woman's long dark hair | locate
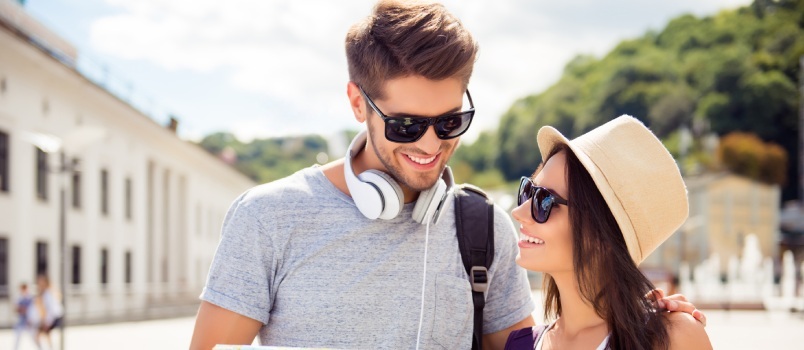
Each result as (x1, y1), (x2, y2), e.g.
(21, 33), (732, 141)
(542, 143), (670, 350)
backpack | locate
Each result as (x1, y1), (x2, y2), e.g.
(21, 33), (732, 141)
(453, 184), (495, 350)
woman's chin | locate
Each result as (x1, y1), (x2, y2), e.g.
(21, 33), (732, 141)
(515, 254), (545, 272)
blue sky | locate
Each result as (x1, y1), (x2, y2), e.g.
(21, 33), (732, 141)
(21, 0), (752, 144)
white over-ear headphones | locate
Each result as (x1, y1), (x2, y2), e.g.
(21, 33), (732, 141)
(344, 130), (453, 225)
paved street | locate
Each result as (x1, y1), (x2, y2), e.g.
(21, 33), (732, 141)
(1, 316), (197, 350)
(3, 308), (803, 349)
(700, 309), (804, 349)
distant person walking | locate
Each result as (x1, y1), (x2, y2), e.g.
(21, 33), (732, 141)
(13, 283), (34, 350)
(30, 274), (64, 350)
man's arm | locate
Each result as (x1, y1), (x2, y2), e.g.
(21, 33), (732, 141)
(190, 301), (263, 350)
(482, 315), (536, 350)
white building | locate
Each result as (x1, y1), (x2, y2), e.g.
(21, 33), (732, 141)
(0, 1), (255, 327)
(641, 173), (781, 283)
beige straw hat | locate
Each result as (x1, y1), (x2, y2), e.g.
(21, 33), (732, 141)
(536, 115), (689, 265)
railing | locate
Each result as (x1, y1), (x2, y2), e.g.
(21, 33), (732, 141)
(0, 0), (176, 132)
(75, 54), (174, 129)
(0, 283), (203, 328)
(62, 283), (200, 326)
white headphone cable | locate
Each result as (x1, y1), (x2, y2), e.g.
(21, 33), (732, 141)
(415, 219), (431, 350)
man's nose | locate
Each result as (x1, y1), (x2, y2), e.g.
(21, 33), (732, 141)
(415, 123), (442, 154)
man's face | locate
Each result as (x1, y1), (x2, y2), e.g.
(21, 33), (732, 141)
(362, 76), (466, 192)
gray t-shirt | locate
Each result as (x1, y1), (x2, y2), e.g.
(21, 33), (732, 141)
(201, 166), (534, 349)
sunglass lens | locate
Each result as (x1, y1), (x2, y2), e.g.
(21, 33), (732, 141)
(434, 112), (473, 139)
(518, 178), (531, 206)
(385, 118), (427, 143)
(534, 188), (555, 223)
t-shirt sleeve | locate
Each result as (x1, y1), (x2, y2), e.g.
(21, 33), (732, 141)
(200, 189), (276, 325)
(482, 204), (535, 334)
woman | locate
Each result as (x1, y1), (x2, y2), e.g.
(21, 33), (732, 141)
(506, 116), (712, 349)
(31, 274), (64, 350)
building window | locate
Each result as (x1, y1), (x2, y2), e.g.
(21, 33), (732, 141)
(0, 131), (8, 193)
(36, 241), (48, 276)
(124, 251), (132, 284)
(71, 158), (81, 208)
(100, 248), (108, 285)
(71, 245), (81, 285)
(100, 169), (108, 215)
(36, 147), (48, 200)
(125, 177), (132, 220)
(0, 237), (8, 298)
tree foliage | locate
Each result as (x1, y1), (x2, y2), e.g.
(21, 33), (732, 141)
(718, 132), (788, 185)
(488, 0), (802, 199)
(449, 131), (508, 186)
(197, 132), (330, 184)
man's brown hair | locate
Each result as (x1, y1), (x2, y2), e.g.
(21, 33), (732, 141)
(345, 0), (478, 99)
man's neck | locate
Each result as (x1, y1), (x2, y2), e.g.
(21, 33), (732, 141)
(322, 157), (420, 204)
(398, 180), (419, 204)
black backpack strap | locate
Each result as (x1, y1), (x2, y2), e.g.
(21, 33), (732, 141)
(454, 184), (495, 350)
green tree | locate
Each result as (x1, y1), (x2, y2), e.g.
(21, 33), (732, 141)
(488, 0), (801, 200)
(196, 133), (329, 184)
(717, 132), (788, 186)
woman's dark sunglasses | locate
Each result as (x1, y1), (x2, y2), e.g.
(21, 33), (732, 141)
(358, 85), (475, 143)
(518, 177), (569, 223)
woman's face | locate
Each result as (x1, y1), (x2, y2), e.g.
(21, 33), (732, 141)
(512, 150), (573, 274)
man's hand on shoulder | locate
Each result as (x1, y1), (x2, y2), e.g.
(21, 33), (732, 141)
(647, 288), (706, 327)
(666, 310), (713, 350)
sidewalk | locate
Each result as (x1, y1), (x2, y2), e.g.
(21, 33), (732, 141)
(1, 317), (196, 350)
(704, 309), (804, 349)
(2, 309), (803, 349)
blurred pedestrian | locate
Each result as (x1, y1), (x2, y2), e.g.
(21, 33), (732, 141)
(32, 274), (64, 350)
(13, 283), (34, 350)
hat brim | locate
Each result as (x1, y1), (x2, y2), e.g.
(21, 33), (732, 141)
(536, 126), (570, 164)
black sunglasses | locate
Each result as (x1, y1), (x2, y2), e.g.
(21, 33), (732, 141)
(358, 85), (475, 143)
(518, 177), (569, 223)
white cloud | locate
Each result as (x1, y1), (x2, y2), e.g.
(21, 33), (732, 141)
(91, 0), (372, 141)
(89, 0), (752, 142)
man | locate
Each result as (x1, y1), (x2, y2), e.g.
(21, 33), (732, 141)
(13, 283), (33, 350)
(190, 1), (702, 349)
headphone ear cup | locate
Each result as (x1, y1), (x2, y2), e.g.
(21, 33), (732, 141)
(346, 171), (384, 220)
(412, 178), (447, 224)
(360, 169), (404, 220)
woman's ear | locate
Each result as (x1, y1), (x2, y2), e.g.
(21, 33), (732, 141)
(346, 82), (367, 123)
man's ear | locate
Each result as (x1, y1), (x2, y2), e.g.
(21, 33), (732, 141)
(346, 82), (367, 123)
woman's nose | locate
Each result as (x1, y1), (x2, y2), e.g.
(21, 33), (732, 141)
(511, 199), (533, 224)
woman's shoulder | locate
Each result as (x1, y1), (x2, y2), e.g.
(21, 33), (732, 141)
(664, 311), (713, 350)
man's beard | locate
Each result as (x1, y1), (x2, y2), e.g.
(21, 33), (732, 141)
(367, 129), (450, 192)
